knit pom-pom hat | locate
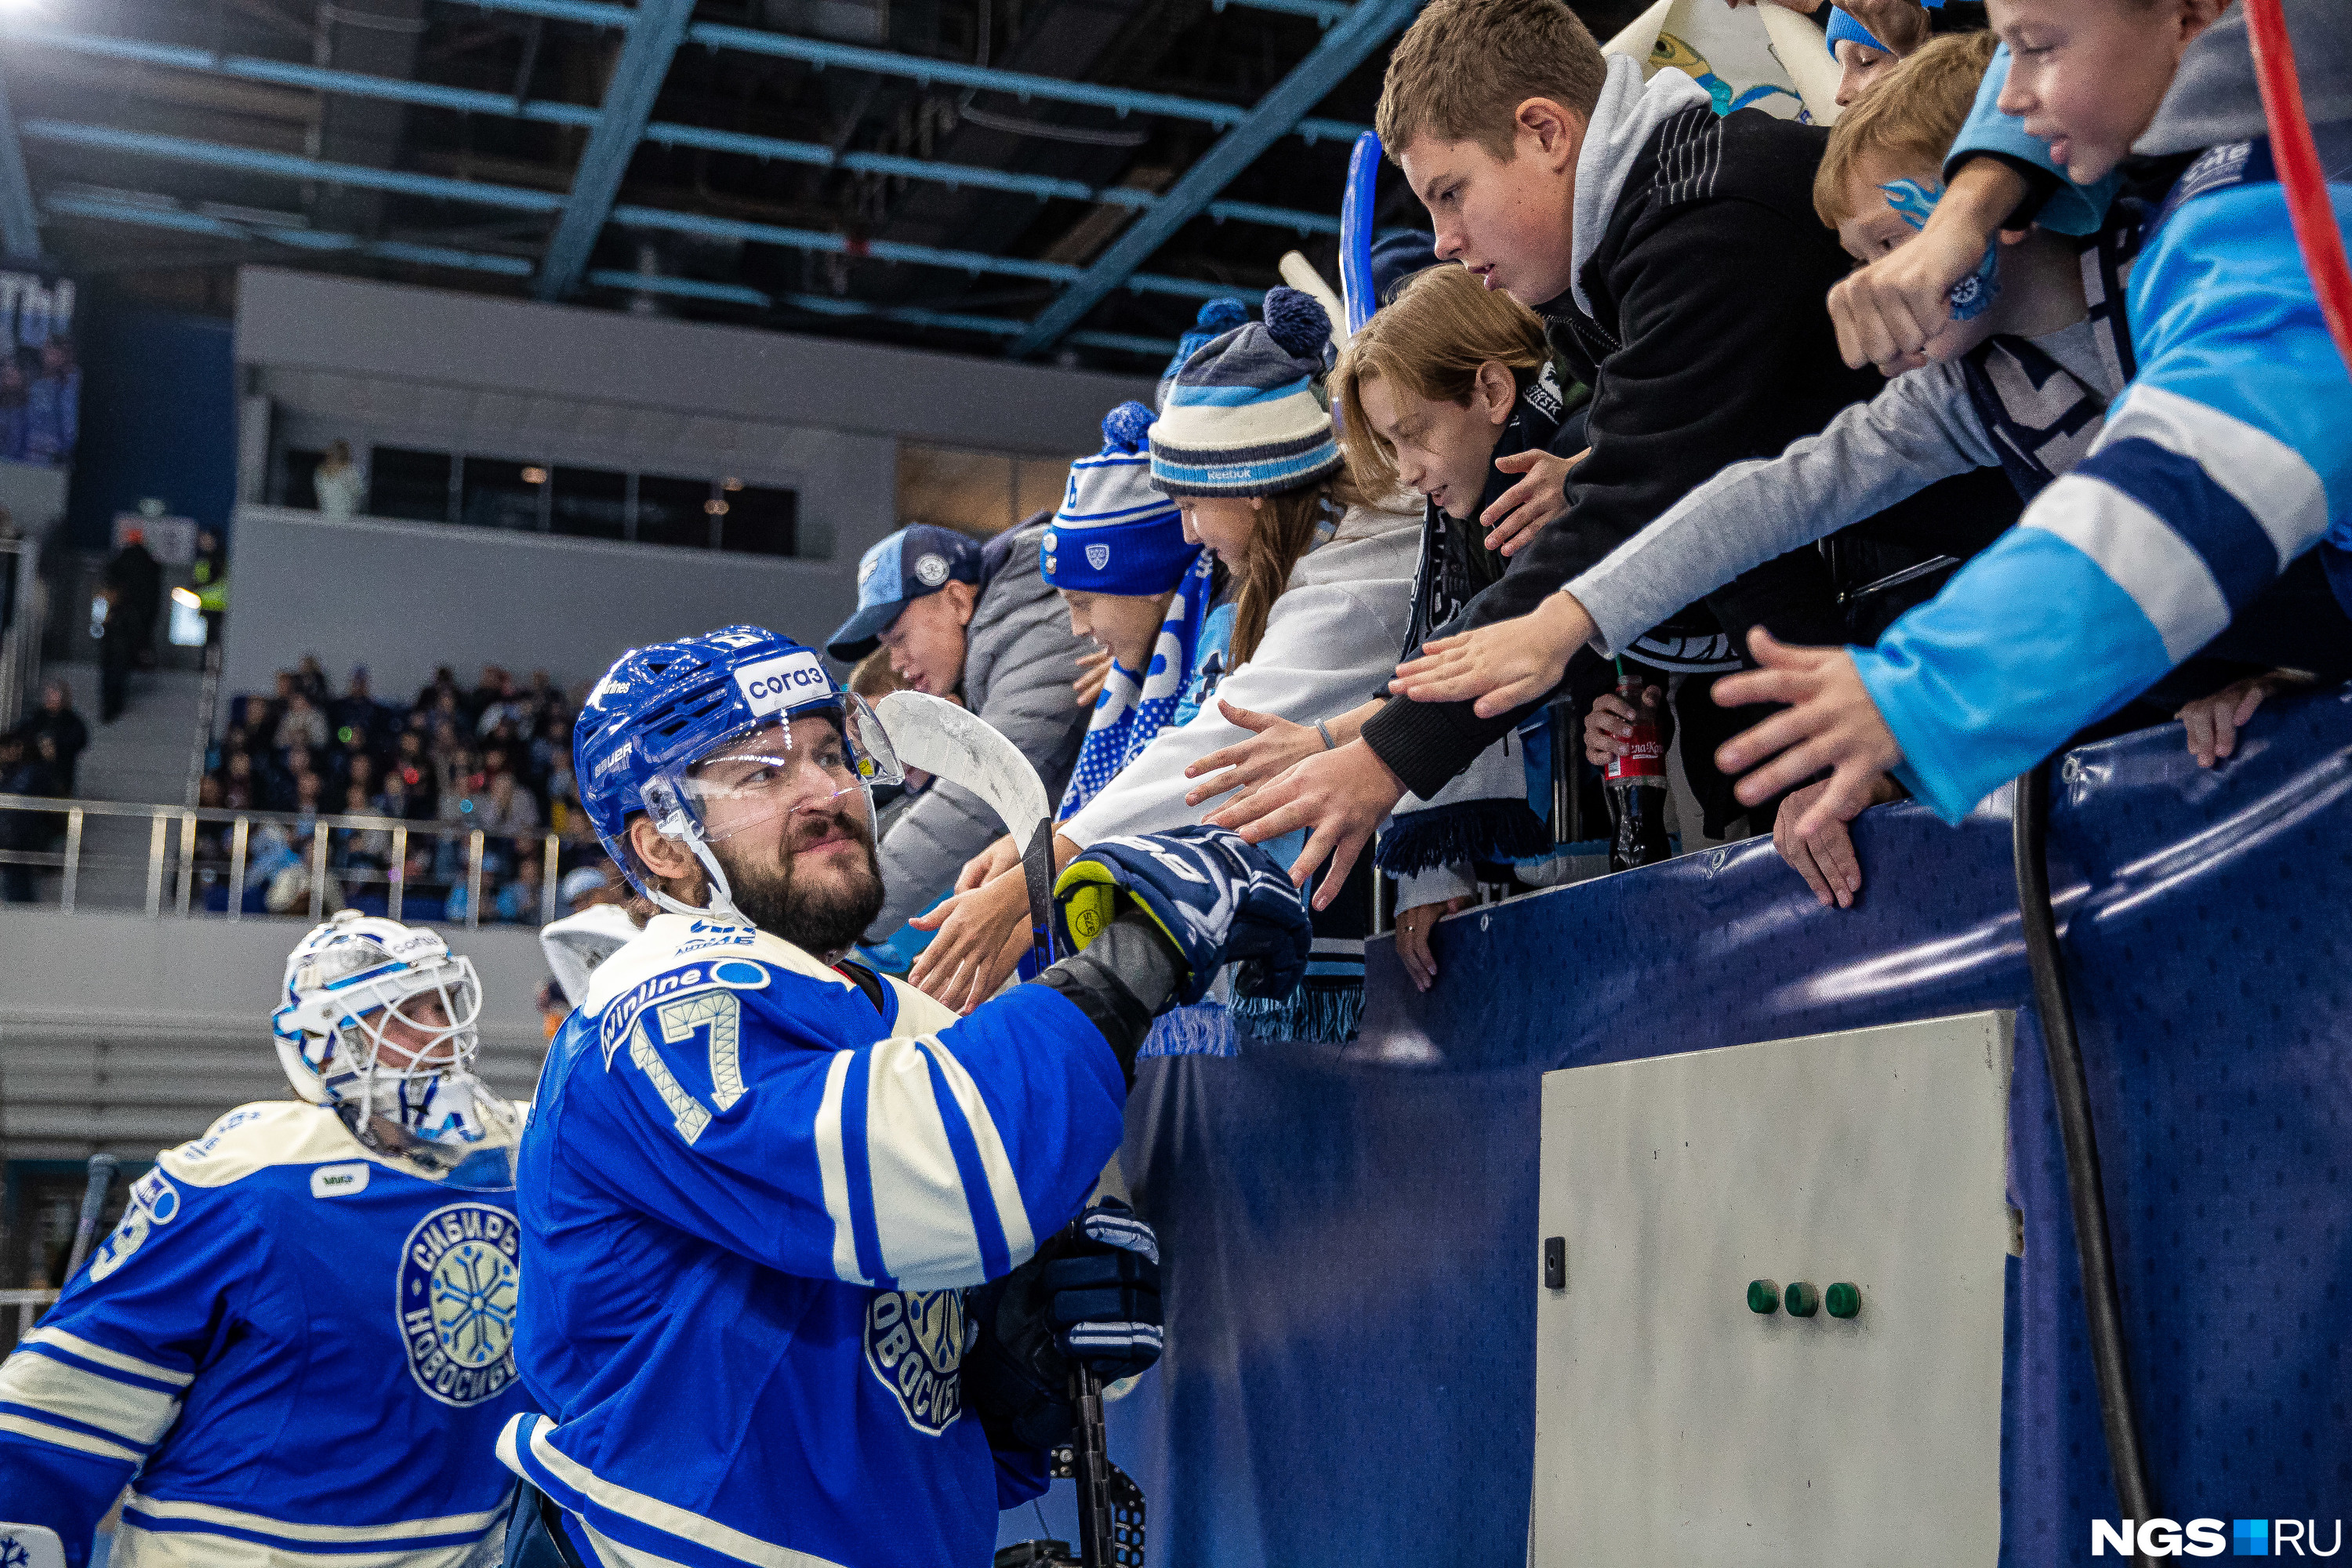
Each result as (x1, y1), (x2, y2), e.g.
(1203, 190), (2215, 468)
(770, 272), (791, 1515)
(1156, 297), (1251, 410)
(1148, 285), (1341, 499)
(1044, 401), (1196, 596)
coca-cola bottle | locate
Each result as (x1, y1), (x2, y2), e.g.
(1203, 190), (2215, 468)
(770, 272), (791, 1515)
(1603, 666), (1670, 872)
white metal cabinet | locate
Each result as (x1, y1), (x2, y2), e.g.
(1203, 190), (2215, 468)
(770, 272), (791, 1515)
(1534, 1012), (2014, 1565)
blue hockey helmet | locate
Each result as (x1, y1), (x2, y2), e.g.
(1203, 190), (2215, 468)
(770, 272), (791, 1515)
(574, 625), (902, 917)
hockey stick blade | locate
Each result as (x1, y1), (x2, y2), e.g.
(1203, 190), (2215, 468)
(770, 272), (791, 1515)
(874, 691), (1049, 839)
(873, 690), (1058, 967)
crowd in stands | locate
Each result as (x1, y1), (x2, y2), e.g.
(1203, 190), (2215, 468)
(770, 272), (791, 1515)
(199, 659), (612, 920)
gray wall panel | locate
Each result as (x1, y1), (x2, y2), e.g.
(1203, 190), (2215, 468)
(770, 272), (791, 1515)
(234, 267), (1155, 455)
(222, 503), (862, 702)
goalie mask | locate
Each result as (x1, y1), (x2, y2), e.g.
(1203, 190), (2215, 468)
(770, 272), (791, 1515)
(573, 626), (903, 923)
(273, 911), (510, 1167)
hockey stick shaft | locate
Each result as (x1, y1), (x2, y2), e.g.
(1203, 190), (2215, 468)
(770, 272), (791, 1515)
(63, 1152), (118, 1281)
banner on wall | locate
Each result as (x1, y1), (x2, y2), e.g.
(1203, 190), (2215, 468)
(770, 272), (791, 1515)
(0, 271), (81, 470)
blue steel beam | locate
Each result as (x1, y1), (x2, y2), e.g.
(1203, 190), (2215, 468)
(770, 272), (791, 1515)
(0, 74), (41, 260)
(0, 25), (603, 129)
(434, 0), (1371, 141)
(9, 113), (1263, 299)
(2, 25), (1341, 235)
(608, 201), (1243, 303)
(535, 0), (695, 300)
(43, 188), (535, 274)
(19, 119), (568, 212)
(1008, 0), (1420, 357)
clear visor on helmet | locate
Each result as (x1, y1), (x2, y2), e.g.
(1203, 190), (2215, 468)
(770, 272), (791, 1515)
(652, 695), (903, 845)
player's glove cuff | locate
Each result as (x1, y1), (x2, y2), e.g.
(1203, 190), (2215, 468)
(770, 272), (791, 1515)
(1054, 826), (1312, 1006)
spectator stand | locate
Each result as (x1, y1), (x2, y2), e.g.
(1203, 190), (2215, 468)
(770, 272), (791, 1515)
(0, 657), (608, 924)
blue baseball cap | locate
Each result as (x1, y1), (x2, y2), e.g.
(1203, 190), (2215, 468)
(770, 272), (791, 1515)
(826, 524), (985, 662)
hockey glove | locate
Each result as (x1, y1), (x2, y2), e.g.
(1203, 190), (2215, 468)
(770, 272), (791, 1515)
(964, 1199), (1166, 1452)
(1054, 826), (1311, 1006)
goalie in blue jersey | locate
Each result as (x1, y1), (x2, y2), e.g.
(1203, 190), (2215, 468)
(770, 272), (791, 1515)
(0, 911), (537, 1566)
(496, 625), (1308, 1568)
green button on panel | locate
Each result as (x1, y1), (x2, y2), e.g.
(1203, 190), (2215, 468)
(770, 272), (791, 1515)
(1826, 1282), (1861, 1319)
(1783, 1280), (1819, 1318)
(1747, 1279), (1780, 1315)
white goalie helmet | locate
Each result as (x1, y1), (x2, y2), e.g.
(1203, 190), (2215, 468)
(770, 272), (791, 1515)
(273, 911), (506, 1160)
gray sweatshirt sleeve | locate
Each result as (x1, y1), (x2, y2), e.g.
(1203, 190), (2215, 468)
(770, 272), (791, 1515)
(1566, 360), (2000, 656)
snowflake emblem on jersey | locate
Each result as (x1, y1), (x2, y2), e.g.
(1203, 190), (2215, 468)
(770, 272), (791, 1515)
(865, 1289), (965, 1436)
(397, 1202), (522, 1408)
(0, 1534), (31, 1568)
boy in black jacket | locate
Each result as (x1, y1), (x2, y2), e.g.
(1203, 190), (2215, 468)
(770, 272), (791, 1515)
(1209, 0), (1996, 900)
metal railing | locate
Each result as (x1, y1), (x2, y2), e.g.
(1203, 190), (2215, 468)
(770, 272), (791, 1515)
(0, 793), (564, 927)
(1, 1288), (59, 1348)
(0, 535), (44, 733)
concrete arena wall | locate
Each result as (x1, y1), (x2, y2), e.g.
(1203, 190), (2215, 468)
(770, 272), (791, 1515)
(223, 504), (856, 703)
(0, 909), (551, 1161)
(234, 267), (1154, 458)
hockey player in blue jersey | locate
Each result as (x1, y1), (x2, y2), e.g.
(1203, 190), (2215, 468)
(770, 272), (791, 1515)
(0, 912), (535, 1566)
(499, 625), (1308, 1568)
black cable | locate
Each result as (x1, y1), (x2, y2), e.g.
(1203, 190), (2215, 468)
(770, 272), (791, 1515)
(2012, 762), (2157, 1566)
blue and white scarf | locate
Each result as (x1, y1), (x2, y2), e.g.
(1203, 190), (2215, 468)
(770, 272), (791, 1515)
(1057, 548), (1219, 822)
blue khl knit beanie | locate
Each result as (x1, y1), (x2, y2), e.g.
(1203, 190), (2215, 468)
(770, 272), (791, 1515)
(1156, 297), (1251, 411)
(1148, 286), (1341, 499)
(1044, 402), (1195, 597)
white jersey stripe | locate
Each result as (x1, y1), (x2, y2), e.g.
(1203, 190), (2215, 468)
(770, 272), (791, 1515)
(861, 1036), (984, 1292)
(912, 1036), (1038, 1270)
(2027, 474), (2233, 662)
(122, 1494), (502, 1541)
(811, 1051), (867, 1286)
(502, 1414), (851, 1568)
(25, 1325), (195, 1387)
(2094, 383), (2332, 561)
(108, 1520), (492, 1568)
(0, 1345), (180, 1448)
(0, 1408), (143, 1463)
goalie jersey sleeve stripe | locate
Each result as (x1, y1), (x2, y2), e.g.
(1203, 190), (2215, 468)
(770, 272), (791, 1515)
(1852, 174), (2352, 822)
(0, 1346), (180, 1448)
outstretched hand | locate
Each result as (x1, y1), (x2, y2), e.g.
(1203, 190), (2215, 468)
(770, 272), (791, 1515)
(1479, 448), (1583, 557)
(953, 833), (1023, 895)
(1202, 739), (1406, 909)
(1182, 699), (1330, 808)
(2176, 670), (2314, 768)
(908, 869), (1034, 1014)
(1390, 592), (1596, 717)
(1712, 628), (1904, 841)
(1772, 771), (1905, 909)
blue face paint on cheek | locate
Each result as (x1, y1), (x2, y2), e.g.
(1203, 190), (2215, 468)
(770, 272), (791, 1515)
(1879, 177), (2002, 324)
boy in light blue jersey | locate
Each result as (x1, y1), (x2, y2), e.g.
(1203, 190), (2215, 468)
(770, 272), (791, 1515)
(0, 913), (534, 1567)
(1708, 0), (2352, 834)
(501, 626), (1306, 1567)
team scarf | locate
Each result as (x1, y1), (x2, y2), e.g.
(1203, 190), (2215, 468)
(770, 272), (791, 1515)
(1056, 548), (1219, 823)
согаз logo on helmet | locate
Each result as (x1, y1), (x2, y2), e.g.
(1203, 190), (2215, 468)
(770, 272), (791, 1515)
(399, 1201), (521, 1408)
(732, 652), (831, 718)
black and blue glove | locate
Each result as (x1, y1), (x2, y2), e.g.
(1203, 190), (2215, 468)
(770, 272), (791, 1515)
(963, 1198), (1165, 1452)
(1044, 1198), (1163, 1380)
(1054, 825), (1312, 1005)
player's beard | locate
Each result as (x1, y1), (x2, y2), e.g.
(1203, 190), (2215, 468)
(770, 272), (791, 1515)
(713, 804), (885, 957)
